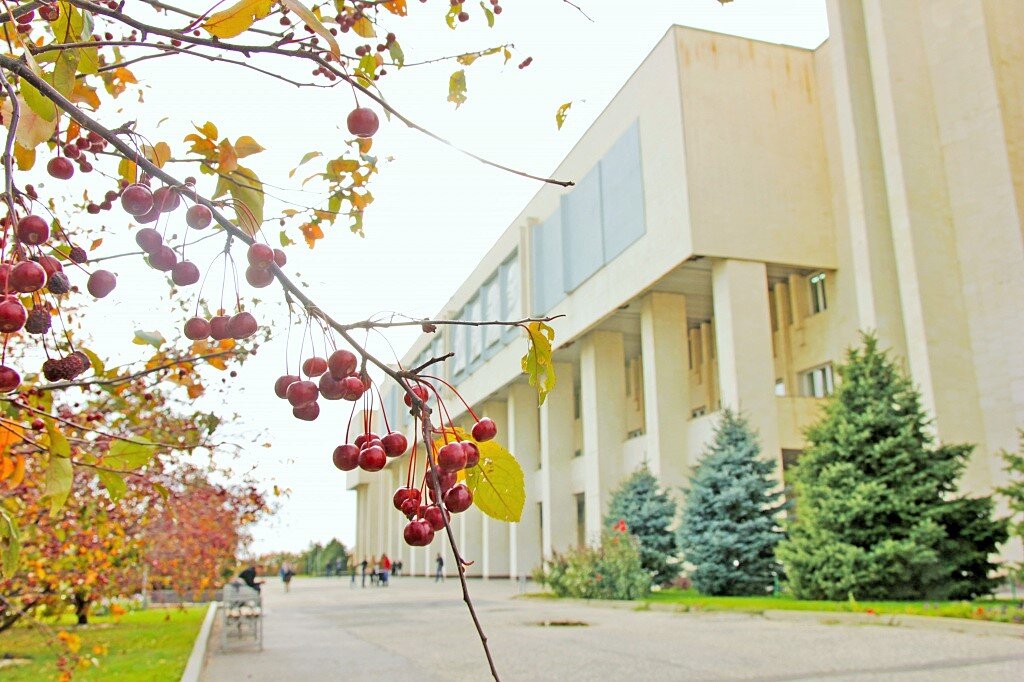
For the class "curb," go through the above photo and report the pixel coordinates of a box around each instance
[180,602,218,682]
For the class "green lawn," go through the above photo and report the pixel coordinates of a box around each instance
[644,589,1024,623]
[0,606,207,681]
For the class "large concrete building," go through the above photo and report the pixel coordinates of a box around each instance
[349,0,1024,577]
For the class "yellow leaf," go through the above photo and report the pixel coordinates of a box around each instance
[280,0,340,58]
[89,238,103,251]
[448,70,467,108]
[555,101,572,130]
[204,0,277,39]
[71,81,101,109]
[0,455,12,481]
[187,383,205,399]
[213,165,264,235]
[117,156,137,184]
[194,121,219,140]
[357,138,373,154]
[434,427,525,522]
[0,96,57,148]
[233,135,265,159]
[144,142,172,168]
[521,321,557,405]
[218,139,238,173]
[352,17,375,38]
[12,143,34,170]
[6,455,25,489]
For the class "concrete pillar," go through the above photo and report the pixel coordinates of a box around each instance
[507,382,541,579]
[640,292,691,490]
[824,0,908,355]
[861,0,990,486]
[480,400,510,579]
[772,282,798,395]
[580,331,627,544]
[711,259,781,467]
[540,362,575,557]
[698,322,716,410]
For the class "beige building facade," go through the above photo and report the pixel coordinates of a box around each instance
[349,0,1024,577]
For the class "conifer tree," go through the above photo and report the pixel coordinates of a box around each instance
[677,410,785,595]
[777,335,1006,600]
[997,432,1024,583]
[604,466,680,585]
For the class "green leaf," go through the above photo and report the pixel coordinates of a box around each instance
[556,101,572,130]
[465,436,525,522]
[521,321,557,405]
[0,507,20,576]
[445,3,461,29]
[279,230,295,247]
[45,418,70,459]
[132,329,165,349]
[290,151,322,178]
[213,164,264,236]
[480,1,494,27]
[153,482,170,501]
[448,69,467,108]
[44,455,73,516]
[78,347,105,377]
[104,438,156,472]
[388,40,405,68]
[97,469,127,501]
[21,53,57,122]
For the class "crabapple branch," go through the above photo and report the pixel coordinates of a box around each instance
[34,349,245,391]
[341,314,564,332]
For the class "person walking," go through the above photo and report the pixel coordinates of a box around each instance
[370,555,379,586]
[360,556,368,588]
[434,553,445,583]
[350,558,357,588]
[280,561,295,593]
[393,559,402,578]
[379,554,391,587]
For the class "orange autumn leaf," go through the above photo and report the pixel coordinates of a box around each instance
[6,455,25,488]
[0,420,24,451]
[0,454,13,481]
[300,222,324,248]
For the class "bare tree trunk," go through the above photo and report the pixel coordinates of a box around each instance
[73,593,90,626]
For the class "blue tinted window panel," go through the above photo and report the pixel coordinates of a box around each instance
[561,166,604,292]
[530,213,565,315]
[600,122,646,262]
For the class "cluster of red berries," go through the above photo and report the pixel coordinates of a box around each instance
[332,429,409,473]
[243,242,287,289]
[274,348,369,421]
[0,207,114,392]
[47,131,109,187]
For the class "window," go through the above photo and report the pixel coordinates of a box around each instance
[483,278,501,347]
[502,253,520,320]
[468,297,482,360]
[452,314,467,373]
[775,379,786,397]
[802,364,834,397]
[691,406,707,418]
[809,272,827,314]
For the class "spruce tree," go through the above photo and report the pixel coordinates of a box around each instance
[777,334,1006,600]
[677,409,785,595]
[996,432,1024,583]
[604,465,680,585]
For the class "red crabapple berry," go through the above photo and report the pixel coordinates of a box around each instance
[227,312,258,339]
[185,204,213,229]
[332,444,360,471]
[318,373,346,400]
[354,432,379,448]
[87,270,117,298]
[424,505,449,531]
[462,441,481,468]
[274,374,300,399]
[0,366,20,393]
[135,227,163,253]
[443,484,473,513]
[339,375,366,401]
[472,417,498,442]
[393,487,421,511]
[346,107,379,138]
[403,519,433,547]
[273,249,287,267]
[24,308,50,335]
[68,246,88,264]
[121,183,155,216]
[425,467,457,493]
[47,157,75,180]
[184,317,211,340]
[437,442,467,472]
[147,246,177,272]
[10,261,46,293]
[153,186,180,213]
[209,315,231,340]
[46,272,70,295]
[0,297,27,332]
[37,255,62,277]
[302,356,328,377]
[358,445,386,472]
[171,261,200,286]
[16,215,49,245]
[327,349,357,378]
[382,432,408,457]
[247,243,274,268]
[286,380,319,407]
[292,402,320,421]
[245,265,274,288]
[403,384,429,407]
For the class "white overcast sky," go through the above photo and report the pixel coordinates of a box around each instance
[63,0,828,554]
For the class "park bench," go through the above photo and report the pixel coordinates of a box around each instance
[218,582,263,651]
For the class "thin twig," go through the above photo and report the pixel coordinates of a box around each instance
[35,350,243,391]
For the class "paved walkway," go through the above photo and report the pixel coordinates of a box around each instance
[201,577,1024,681]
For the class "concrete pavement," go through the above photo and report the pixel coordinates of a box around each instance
[201,577,1024,681]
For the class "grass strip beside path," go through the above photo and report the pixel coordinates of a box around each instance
[0,606,207,681]
[526,589,1024,624]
